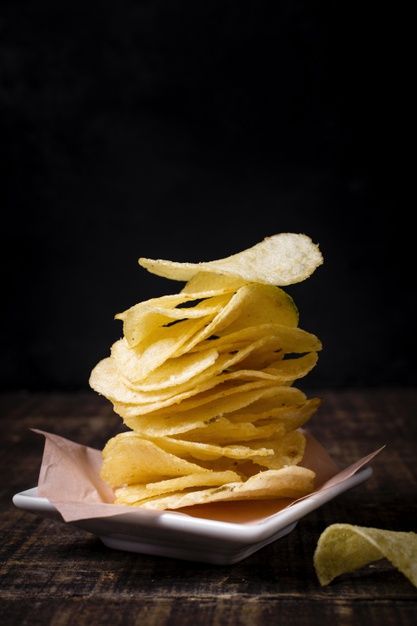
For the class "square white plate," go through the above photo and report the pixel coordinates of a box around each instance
[13,467,371,564]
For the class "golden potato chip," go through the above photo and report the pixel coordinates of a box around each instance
[114,470,242,504]
[121,348,219,391]
[101,432,212,488]
[116,387,320,437]
[92,356,291,408]
[121,336,289,397]
[182,271,247,294]
[263,352,318,379]
[314,524,417,588]
[228,398,321,431]
[122,414,211,437]
[110,314,211,382]
[113,284,275,383]
[117,385,309,436]
[139,233,323,286]
[226,387,307,419]
[179,284,300,356]
[150,436,274,461]
[127,466,316,509]
[249,430,306,469]
[111,337,217,386]
[116,381,288,421]
[192,323,322,355]
[177,285,258,353]
[179,417,285,444]
[119,293,231,348]
[220,284,298,330]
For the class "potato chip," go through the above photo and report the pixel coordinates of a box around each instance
[116,385,309,435]
[121,336,288,396]
[179,417,285,444]
[93,356,290,408]
[120,348,219,391]
[314,524,417,588]
[111,314,211,382]
[119,293,231,348]
[112,284,283,383]
[114,392,316,442]
[249,430,306,469]
[150,436,274,461]
[221,283,298,330]
[116,381,290,421]
[176,285,258,353]
[179,284,300,356]
[120,414,211,437]
[126,466,316,509]
[117,361,307,407]
[101,432,211,488]
[226,387,306,418]
[114,470,242,503]
[139,233,323,286]
[182,271,247,294]
[263,352,318,379]
[111,337,217,386]
[192,323,322,355]
[228,397,321,430]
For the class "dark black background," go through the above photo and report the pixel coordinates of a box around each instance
[1,1,412,390]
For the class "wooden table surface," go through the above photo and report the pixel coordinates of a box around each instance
[0,389,416,625]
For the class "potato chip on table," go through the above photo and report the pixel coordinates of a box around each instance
[314,524,417,588]
[89,233,325,509]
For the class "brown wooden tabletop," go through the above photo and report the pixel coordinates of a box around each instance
[1,389,416,625]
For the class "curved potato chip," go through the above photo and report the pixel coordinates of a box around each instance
[226,387,307,420]
[111,337,217,386]
[122,336,287,397]
[120,348,219,391]
[192,323,322,355]
[314,524,417,588]
[263,352,318,380]
[250,430,306,469]
[139,233,323,286]
[111,314,211,382]
[182,272,247,294]
[151,436,274,461]
[114,285,263,377]
[118,385,308,434]
[129,466,316,509]
[119,293,230,348]
[174,285,259,354]
[220,284,298,331]
[101,432,211,488]
[228,398,321,431]
[114,470,242,504]
[170,284,299,359]
[116,380,283,420]
[180,417,285,444]
[93,356,290,408]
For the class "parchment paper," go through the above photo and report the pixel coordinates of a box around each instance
[34,429,383,523]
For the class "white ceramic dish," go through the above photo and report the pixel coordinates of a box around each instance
[13,467,371,564]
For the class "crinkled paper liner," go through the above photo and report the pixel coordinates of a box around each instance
[34,429,383,524]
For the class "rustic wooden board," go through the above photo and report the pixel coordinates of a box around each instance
[1,390,416,625]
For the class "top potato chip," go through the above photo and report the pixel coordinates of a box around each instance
[139,233,323,285]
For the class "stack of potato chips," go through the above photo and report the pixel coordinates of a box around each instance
[90,234,323,509]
